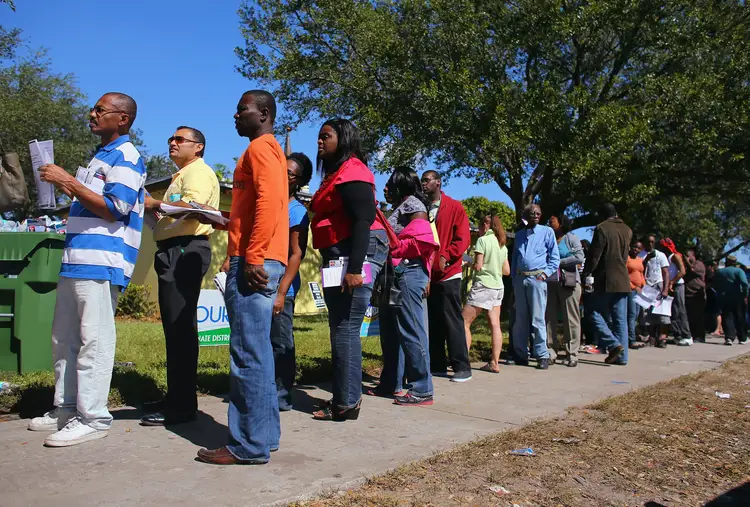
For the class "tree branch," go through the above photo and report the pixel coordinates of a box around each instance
[715,240,750,262]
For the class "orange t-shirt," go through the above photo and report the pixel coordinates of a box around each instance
[627,256,645,290]
[226,134,289,265]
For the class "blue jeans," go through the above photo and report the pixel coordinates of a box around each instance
[627,289,639,344]
[590,291,629,364]
[323,230,389,409]
[512,276,549,361]
[381,260,433,396]
[225,258,284,462]
[270,296,296,411]
[378,304,406,394]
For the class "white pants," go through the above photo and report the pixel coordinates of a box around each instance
[52,277,119,430]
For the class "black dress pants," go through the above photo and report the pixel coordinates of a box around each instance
[685,289,706,341]
[427,278,471,374]
[155,235,211,416]
[721,298,748,343]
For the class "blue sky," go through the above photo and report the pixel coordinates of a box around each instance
[5,0,512,205]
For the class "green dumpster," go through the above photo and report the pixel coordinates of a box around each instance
[0,232,65,373]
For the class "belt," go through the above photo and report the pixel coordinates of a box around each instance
[157,235,209,250]
[519,269,545,277]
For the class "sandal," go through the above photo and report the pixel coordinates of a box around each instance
[479,363,500,374]
[364,388,403,398]
[629,342,646,349]
[312,400,362,421]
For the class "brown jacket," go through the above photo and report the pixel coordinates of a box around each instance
[583,218,632,293]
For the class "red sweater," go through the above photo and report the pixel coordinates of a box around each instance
[431,192,471,282]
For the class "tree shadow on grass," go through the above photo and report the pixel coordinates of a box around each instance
[109,367,163,408]
[5,384,54,419]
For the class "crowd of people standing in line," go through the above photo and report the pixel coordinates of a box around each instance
[27,89,749,467]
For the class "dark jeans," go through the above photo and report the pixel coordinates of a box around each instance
[225,258,284,462]
[378,304,406,394]
[155,236,211,417]
[721,298,747,343]
[427,278,471,374]
[323,230,389,409]
[270,296,296,411]
[627,289,639,344]
[686,289,706,340]
[670,284,692,340]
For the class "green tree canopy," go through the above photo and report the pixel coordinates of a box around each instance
[236,0,749,225]
[461,197,516,231]
[0,34,97,211]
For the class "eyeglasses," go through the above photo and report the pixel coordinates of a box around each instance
[421,178,437,184]
[90,106,125,117]
[167,136,201,145]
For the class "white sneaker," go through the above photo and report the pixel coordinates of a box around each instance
[28,409,75,432]
[676,337,694,346]
[43,418,108,447]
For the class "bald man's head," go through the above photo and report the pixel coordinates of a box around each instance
[103,92,137,128]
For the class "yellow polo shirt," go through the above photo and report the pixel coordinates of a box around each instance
[153,158,221,241]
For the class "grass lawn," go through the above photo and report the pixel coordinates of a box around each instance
[0,312,504,416]
[291,354,750,507]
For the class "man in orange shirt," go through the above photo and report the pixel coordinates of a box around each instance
[627,241,647,349]
[197,90,288,465]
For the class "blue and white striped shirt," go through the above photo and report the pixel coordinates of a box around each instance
[60,135,147,289]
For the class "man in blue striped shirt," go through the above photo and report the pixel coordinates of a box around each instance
[30,92,147,447]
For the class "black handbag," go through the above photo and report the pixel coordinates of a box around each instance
[372,255,402,307]
[560,268,578,288]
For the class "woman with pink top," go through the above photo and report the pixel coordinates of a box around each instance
[371,167,439,406]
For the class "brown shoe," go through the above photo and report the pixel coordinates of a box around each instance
[604,346,624,364]
[196,446,268,465]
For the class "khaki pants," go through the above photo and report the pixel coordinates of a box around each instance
[545,282,582,360]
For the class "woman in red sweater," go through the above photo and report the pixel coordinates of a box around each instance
[310,119,389,421]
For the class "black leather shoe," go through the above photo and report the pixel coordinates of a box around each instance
[140,411,197,426]
[536,358,549,370]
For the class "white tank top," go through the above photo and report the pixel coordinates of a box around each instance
[668,254,684,285]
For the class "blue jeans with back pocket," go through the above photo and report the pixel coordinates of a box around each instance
[323,230,388,409]
[225,257,284,462]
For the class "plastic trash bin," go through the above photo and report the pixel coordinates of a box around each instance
[0,232,64,373]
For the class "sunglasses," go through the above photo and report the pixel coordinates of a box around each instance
[168,135,201,145]
[90,106,125,117]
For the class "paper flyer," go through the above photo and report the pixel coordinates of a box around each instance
[28,139,57,209]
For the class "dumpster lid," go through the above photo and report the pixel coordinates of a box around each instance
[0,232,65,262]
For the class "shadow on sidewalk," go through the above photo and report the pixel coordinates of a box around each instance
[165,411,228,449]
[291,384,331,415]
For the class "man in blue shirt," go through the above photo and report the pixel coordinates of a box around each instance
[32,92,146,447]
[511,204,560,369]
[270,152,312,411]
[714,255,749,345]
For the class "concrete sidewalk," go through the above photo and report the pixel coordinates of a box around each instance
[1,338,747,507]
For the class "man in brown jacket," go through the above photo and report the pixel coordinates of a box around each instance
[582,203,633,365]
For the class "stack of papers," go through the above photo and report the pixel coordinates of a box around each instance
[160,203,229,226]
[633,285,673,317]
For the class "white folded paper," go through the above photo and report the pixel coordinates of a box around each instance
[652,296,673,317]
[28,139,56,209]
[213,271,227,295]
[159,203,229,226]
[633,285,661,309]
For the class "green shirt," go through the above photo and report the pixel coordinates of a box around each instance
[473,230,508,289]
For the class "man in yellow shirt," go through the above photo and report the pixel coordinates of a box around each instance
[141,126,220,426]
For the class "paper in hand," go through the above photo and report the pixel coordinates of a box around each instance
[28,140,57,209]
[160,202,229,226]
